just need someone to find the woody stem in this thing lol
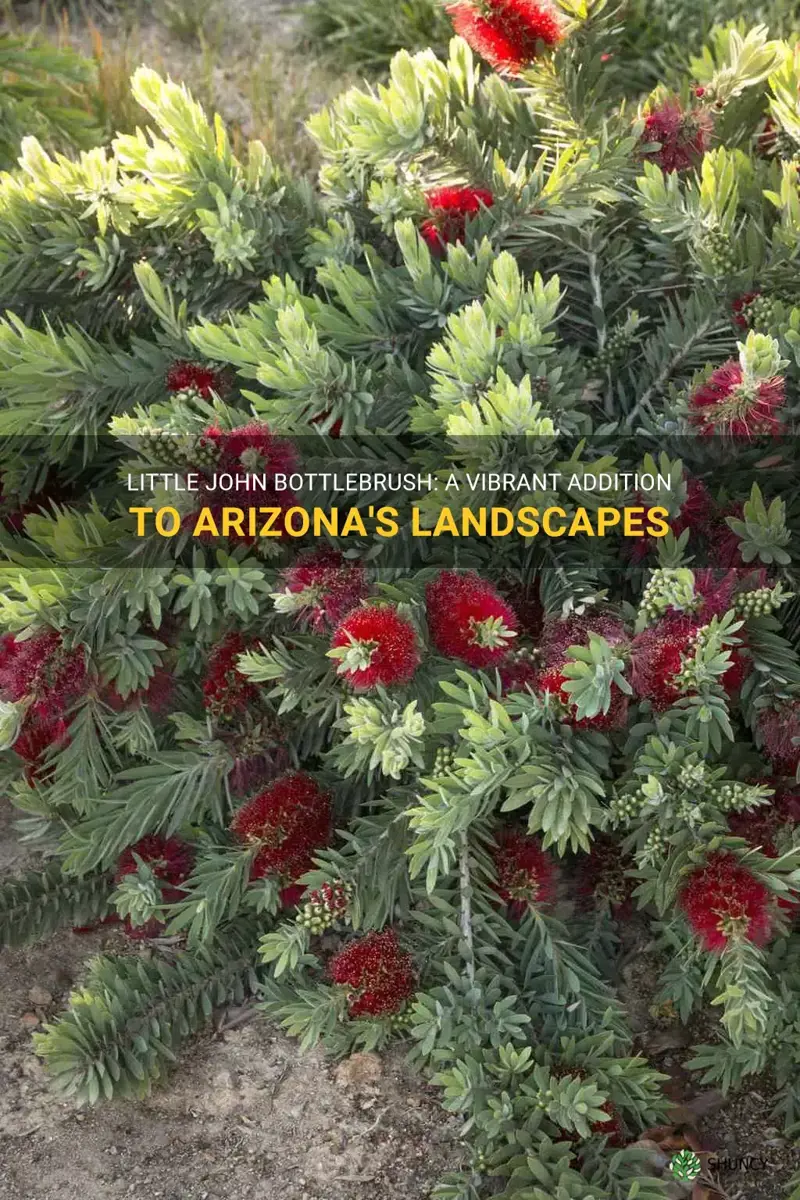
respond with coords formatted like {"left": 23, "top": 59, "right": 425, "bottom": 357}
{"left": 459, "top": 831, "right": 476, "bottom": 986}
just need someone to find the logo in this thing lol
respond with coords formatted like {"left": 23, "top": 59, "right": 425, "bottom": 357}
{"left": 708, "top": 1155, "right": 768, "bottom": 1172}
{"left": 670, "top": 1150, "right": 702, "bottom": 1181}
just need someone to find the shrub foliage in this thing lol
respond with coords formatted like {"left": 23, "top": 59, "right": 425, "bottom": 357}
{"left": 3, "top": 2, "right": 800, "bottom": 1196}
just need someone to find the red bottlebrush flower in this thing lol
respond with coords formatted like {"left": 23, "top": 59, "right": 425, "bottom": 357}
{"left": 633, "top": 611, "right": 750, "bottom": 707}
{"left": 190, "top": 422, "right": 298, "bottom": 544}
{"left": 0, "top": 632, "right": 24, "bottom": 699}
{"left": 640, "top": 99, "right": 713, "bottom": 173}
{"left": 776, "top": 783, "right": 800, "bottom": 824}
{"left": 230, "top": 771, "right": 332, "bottom": 882}
{"left": 166, "top": 360, "right": 222, "bottom": 398}
{"left": 551, "top": 1066, "right": 626, "bottom": 1147}
{"left": 591, "top": 1101, "right": 626, "bottom": 1147}
{"left": 492, "top": 828, "right": 557, "bottom": 916}
{"left": 538, "top": 665, "right": 630, "bottom": 731}
{"left": 279, "top": 548, "right": 370, "bottom": 633}
{"left": 218, "top": 706, "right": 290, "bottom": 794}
{"left": 539, "top": 613, "right": 628, "bottom": 670}
{"left": 673, "top": 478, "right": 716, "bottom": 537}
{"left": 426, "top": 570, "right": 518, "bottom": 667}
{"left": 499, "top": 653, "right": 539, "bottom": 696}
{"left": 0, "top": 629, "right": 85, "bottom": 714}
{"left": 227, "top": 749, "right": 291, "bottom": 798}
{"left": 446, "top": 0, "right": 564, "bottom": 75}
{"left": 497, "top": 575, "right": 543, "bottom": 639}
{"left": 728, "top": 795, "right": 794, "bottom": 860}
{"left": 0, "top": 476, "right": 72, "bottom": 534}
{"left": 116, "top": 833, "right": 195, "bottom": 940}
{"left": 0, "top": 631, "right": 85, "bottom": 783}
{"left": 732, "top": 292, "right": 760, "bottom": 330}
{"left": 328, "top": 928, "right": 416, "bottom": 1018}
{"left": 628, "top": 478, "right": 715, "bottom": 565}
{"left": 420, "top": 186, "right": 494, "bottom": 257}
{"left": 721, "top": 645, "right": 751, "bottom": 694}
{"left": 72, "top": 914, "right": 121, "bottom": 935}
{"left": 688, "top": 361, "right": 786, "bottom": 438}
{"left": 630, "top": 614, "right": 699, "bottom": 711}
{"left": 757, "top": 700, "right": 800, "bottom": 776}
{"left": 575, "top": 836, "right": 635, "bottom": 914}
{"left": 566, "top": 1103, "right": 625, "bottom": 1147}
{"left": 708, "top": 503, "right": 746, "bottom": 570}
{"left": 692, "top": 567, "right": 739, "bottom": 620}
{"left": 691, "top": 568, "right": 755, "bottom": 690}
{"left": 0, "top": 631, "right": 17, "bottom": 674}
{"left": 224, "top": 724, "right": 292, "bottom": 798}
{"left": 139, "top": 667, "right": 175, "bottom": 713}
{"left": 203, "top": 633, "right": 259, "bottom": 720}
{"left": 679, "top": 851, "right": 773, "bottom": 951}
{"left": 14, "top": 715, "right": 69, "bottom": 782}
{"left": 310, "top": 409, "right": 343, "bottom": 437}
{"left": 122, "top": 917, "right": 166, "bottom": 940}
{"left": 330, "top": 604, "right": 419, "bottom": 690}
{"left": 203, "top": 421, "right": 297, "bottom": 478}
{"left": 537, "top": 665, "right": 571, "bottom": 708}
{"left": 278, "top": 883, "right": 308, "bottom": 909}
{"left": 116, "top": 834, "right": 195, "bottom": 888}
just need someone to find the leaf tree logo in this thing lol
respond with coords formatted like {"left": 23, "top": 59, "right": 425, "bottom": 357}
{"left": 670, "top": 1150, "right": 702, "bottom": 1181}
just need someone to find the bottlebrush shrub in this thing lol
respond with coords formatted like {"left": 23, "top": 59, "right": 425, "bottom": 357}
{"left": 5, "top": 12, "right": 800, "bottom": 1200}
{"left": 203, "top": 632, "right": 261, "bottom": 719}
{"left": 273, "top": 548, "right": 370, "bottom": 632}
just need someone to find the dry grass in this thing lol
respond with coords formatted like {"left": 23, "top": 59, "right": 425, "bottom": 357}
{"left": 86, "top": 23, "right": 151, "bottom": 134}
{"left": 224, "top": 47, "right": 347, "bottom": 174}
{"left": 1, "top": 0, "right": 349, "bottom": 173}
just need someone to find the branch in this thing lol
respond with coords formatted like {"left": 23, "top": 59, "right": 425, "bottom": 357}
{"left": 459, "top": 831, "right": 476, "bottom": 985}
{"left": 626, "top": 313, "right": 717, "bottom": 424}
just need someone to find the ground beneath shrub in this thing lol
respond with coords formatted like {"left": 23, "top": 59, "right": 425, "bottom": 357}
{"left": 0, "top": 808, "right": 461, "bottom": 1200}
{"left": 618, "top": 932, "right": 800, "bottom": 1200}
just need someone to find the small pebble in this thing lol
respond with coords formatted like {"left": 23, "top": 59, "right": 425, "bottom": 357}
{"left": 28, "top": 986, "right": 53, "bottom": 1007}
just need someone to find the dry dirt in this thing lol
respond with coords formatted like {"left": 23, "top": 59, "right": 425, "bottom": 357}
{"left": 0, "top": 806, "right": 462, "bottom": 1200}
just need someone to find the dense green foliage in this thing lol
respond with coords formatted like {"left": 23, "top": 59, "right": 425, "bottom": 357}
{"left": 0, "top": 33, "right": 101, "bottom": 169}
{"left": 4, "top": 2, "right": 800, "bottom": 1197}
